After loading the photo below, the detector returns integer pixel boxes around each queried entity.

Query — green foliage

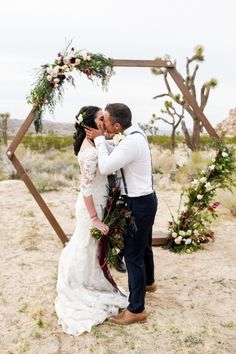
[151,55,171,75]
[148,134,236,150]
[169,142,236,253]
[193,45,204,61]
[27,44,113,131]
[22,133,73,152]
[148,135,184,149]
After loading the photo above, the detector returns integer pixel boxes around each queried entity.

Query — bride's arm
[79,149,109,234]
[83,196,109,234]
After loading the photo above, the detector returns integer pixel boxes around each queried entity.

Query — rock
[216,108,236,136]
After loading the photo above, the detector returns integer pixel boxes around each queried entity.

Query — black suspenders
[121,131,154,195]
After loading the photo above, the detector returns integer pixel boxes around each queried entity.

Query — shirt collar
[123,125,141,136]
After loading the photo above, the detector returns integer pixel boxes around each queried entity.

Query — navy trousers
[124,192,158,313]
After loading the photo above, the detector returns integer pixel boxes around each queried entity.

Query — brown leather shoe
[109,309,126,321]
[146,283,157,292]
[109,309,147,325]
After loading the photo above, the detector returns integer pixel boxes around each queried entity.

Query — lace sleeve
[79,148,98,197]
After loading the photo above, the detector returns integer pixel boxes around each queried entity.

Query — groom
[85,103,157,325]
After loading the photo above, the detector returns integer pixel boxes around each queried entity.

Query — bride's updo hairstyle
[73,105,101,155]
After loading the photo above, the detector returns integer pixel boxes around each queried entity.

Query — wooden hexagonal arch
[6,59,219,245]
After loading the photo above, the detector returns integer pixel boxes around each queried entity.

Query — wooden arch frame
[6,59,219,245]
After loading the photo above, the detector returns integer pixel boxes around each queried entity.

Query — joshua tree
[0,112,10,145]
[138,122,159,136]
[151,46,217,151]
[150,100,184,153]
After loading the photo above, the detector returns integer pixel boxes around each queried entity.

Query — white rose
[80,50,88,61]
[54,83,59,88]
[193,230,199,236]
[187,230,192,236]
[197,194,203,200]
[112,248,120,255]
[205,182,211,190]
[172,232,177,238]
[179,230,186,236]
[75,114,83,125]
[209,165,215,171]
[53,78,60,84]
[61,64,69,72]
[63,56,71,65]
[86,55,91,61]
[200,177,207,183]
[174,236,182,244]
[51,68,59,77]
[175,220,180,225]
[75,58,81,65]
[46,66,53,74]
[185,238,192,245]
[191,179,198,186]
[222,151,228,157]
[47,75,53,82]
[113,133,124,145]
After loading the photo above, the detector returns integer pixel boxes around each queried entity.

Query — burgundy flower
[83,68,92,77]
[205,231,215,239]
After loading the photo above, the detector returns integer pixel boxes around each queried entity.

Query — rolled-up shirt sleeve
[94,135,137,175]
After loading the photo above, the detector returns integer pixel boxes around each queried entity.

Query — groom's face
[104,110,121,134]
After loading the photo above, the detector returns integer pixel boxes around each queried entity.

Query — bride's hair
[73,106,101,156]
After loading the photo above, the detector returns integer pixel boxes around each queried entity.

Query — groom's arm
[94,136,137,175]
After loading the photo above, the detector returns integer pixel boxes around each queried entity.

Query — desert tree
[138,122,159,136]
[0,112,10,145]
[151,46,217,151]
[151,100,184,153]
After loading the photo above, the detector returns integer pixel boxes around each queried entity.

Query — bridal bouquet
[90,185,136,268]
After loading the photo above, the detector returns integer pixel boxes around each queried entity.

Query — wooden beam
[167,67,219,138]
[112,59,174,68]
[7,109,35,156]
[9,153,69,245]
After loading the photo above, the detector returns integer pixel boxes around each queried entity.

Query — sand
[0,180,236,354]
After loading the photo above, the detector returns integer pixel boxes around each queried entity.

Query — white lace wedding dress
[55,146,128,336]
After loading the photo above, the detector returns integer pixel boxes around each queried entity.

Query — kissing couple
[55,103,157,336]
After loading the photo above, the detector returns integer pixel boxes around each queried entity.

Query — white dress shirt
[94,125,153,197]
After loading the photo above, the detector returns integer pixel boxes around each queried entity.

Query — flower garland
[169,142,236,253]
[27,44,114,131]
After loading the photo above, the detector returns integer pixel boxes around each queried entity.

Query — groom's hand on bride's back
[85,125,104,140]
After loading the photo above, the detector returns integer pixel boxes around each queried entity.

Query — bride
[55,106,127,336]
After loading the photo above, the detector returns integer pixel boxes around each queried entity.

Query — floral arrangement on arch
[27,43,114,131]
[169,141,236,253]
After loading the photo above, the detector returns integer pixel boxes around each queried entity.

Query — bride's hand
[92,217,109,235]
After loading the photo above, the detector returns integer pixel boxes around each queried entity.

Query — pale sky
[1,0,235,129]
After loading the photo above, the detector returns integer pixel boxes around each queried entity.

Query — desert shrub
[172,151,215,185]
[148,135,183,149]
[22,133,73,152]
[224,136,236,145]
[217,186,236,212]
[32,172,68,192]
[151,149,176,174]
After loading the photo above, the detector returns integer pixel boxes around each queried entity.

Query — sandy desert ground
[0,179,236,354]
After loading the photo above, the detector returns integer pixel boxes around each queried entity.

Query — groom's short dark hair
[105,103,132,129]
